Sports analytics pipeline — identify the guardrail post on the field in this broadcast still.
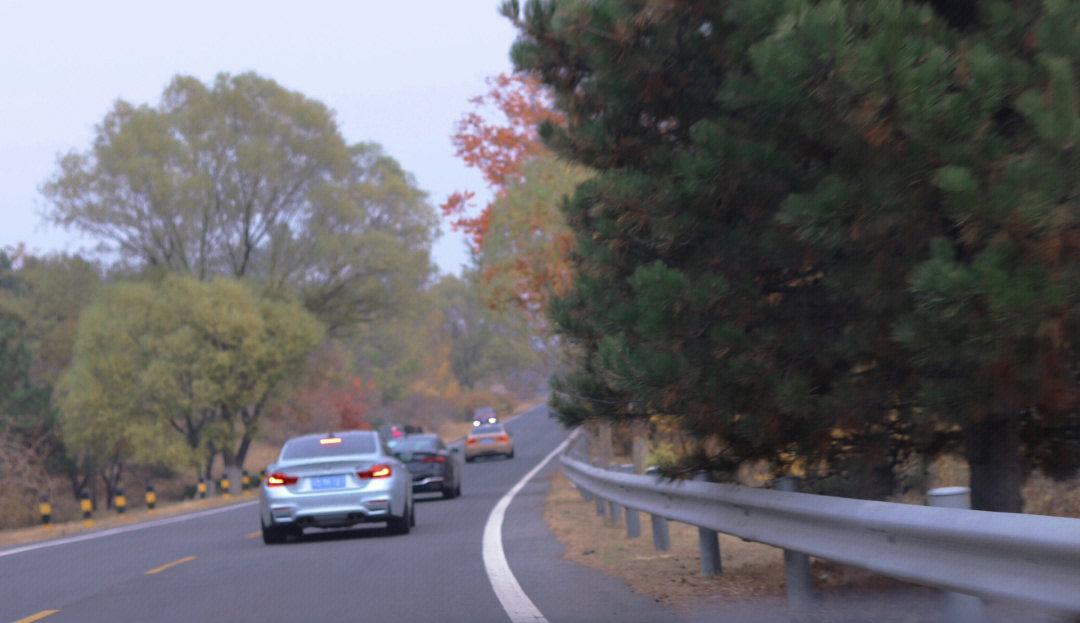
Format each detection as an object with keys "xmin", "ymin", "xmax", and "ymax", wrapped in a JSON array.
[
  {"xmin": 220, "ymin": 476, "xmax": 231, "ymax": 499},
  {"xmin": 115, "ymin": 487, "xmax": 126, "ymax": 514},
  {"xmin": 145, "ymin": 484, "xmax": 156, "ymax": 511},
  {"xmin": 595, "ymin": 493, "xmax": 606, "ymax": 516},
  {"xmin": 650, "ymin": 514, "xmax": 670, "ymax": 551},
  {"xmin": 618, "ymin": 465, "xmax": 641, "ymax": 538},
  {"xmin": 693, "ymin": 473, "xmax": 721, "ymax": 575},
  {"xmin": 928, "ymin": 487, "xmax": 985, "ymax": 623},
  {"xmin": 197, "ymin": 476, "xmax": 207, "ymax": 499},
  {"xmin": 698, "ymin": 526, "xmax": 721, "ymax": 576},
  {"xmin": 574, "ymin": 482, "xmax": 594, "ymax": 502},
  {"xmin": 608, "ymin": 499, "xmax": 621, "ymax": 524},
  {"xmin": 775, "ymin": 477, "xmax": 813, "ymax": 609}
]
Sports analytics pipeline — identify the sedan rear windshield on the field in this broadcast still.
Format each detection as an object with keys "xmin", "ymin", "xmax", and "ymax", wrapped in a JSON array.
[
  {"xmin": 472, "ymin": 424, "xmax": 503, "ymax": 435},
  {"xmin": 280, "ymin": 433, "xmax": 377, "ymax": 460},
  {"xmin": 391, "ymin": 436, "xmax": 441, "ymax": 452}
]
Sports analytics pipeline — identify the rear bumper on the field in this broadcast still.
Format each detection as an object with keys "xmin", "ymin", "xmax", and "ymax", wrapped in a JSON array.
[
  {"xmin": 260, "ymin": 481, "xmax": 401, "ymax": 528},
  {"xmin": 465, "ymin": 442, "xmax": 513, "ymax": 458},
  {"xmin": 411, "ymin": 476, "xmax": 445, "ymax": 492}
]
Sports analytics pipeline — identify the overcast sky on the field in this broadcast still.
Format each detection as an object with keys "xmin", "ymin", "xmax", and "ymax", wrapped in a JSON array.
[{"xmin": 0, "ymin": 1, "xmax": 519, "ymax": 274}]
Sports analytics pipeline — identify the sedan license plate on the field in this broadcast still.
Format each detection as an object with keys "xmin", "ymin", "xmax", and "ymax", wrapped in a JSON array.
[
  {"xmin": 310, "ymin": 475, "xmax": 346, "ymax": 490},
  {"xmin": 481, "ymin": 439, "xmax": 494, "ymax": 445}
]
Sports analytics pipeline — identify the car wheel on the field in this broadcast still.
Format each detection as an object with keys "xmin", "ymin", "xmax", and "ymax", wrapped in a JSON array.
[
  {"xmin": 409, "ymin": 502, "xmax": 416, "ymax": 527},
  {"xmin": 455, "ymin": 481, "xmax": 462, "ymax": 497},
  {"xmin": 507, "ymin": 450, "xmax": 515, "ymax": 459},
  {"xmin": 442, "ymin": 484, "xmax": 455, "ymax": 500},
  {"xmin": 261, "ymin": 518, "xmax": 286, "ymax": 545},
  {"xmin": 465, "ymin": 456, "xmax": 474, "ymax": 463},
  {"xmin": 388, "ymin": 503, "xmax": 411, "ymax": 535}
]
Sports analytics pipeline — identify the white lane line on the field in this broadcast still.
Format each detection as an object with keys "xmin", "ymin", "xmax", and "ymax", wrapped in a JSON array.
[
  {"xmin": 483, "ymin": 429, "xmax": 578, "ymax": 623},
  {"xmin": 0, "ymin": 501, "xmax": 257, "ymax": 559}
]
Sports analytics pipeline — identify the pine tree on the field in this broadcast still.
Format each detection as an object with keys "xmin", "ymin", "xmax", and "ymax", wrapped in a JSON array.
[{"xmin": 507, "ymin": 0, "xmax": 1080, "ymax": 508}]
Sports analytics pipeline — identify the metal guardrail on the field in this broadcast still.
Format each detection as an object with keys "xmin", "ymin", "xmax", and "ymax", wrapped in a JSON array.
[{"xmin": 559, "ymin": 453, "xmax": 1080, "ymax": 617}]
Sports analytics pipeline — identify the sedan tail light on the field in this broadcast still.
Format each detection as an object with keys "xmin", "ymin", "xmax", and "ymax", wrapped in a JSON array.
[
  {"xmin": 496, "ymin": 435, "xmax": 510, "ymax": 442},
  {"xmin": 421, "ymin": 455, "xmax": 446, "ymax": 463},
  {"xmin": 266, "ymin": 472, "xmax": 298, "ymax": 487},
  {"xmin": 357, "ymin": 464, "xmax": 392, "ymax": 479},
  {"xmin": 466, "ymin": 438, "xmax": 476, "ymax": 445}
]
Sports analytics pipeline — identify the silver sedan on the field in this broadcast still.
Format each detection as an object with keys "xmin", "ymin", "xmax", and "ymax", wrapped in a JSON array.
[{"xmin": 259, "ymin": 430, "xmax": 414, "ymax": 543}]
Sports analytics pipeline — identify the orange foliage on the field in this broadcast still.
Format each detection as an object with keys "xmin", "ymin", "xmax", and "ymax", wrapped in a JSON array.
[
  {"xmin": 273, "ymin": 343, "xmax": 374, "ymax": 434},
  {"xmin": 442, "ymin": 73, "xmax": 564, "ymax": 249}
]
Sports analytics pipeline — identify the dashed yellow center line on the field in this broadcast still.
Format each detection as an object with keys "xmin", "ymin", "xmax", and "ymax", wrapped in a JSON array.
[
  {"xmin": 246, "ymin": 530, "xmax": 260, "ymax": 539},
  {"xmin": 14, "ymin": 610, "xmax": 59, "ymax": 623},
  {"xmin": 145, "ymin": 555, "xmax": 196, "ymax": 575}
]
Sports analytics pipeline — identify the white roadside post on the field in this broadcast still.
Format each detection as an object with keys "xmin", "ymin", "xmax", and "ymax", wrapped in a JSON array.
[{"xmin": 927, "ymin": 487, "xmax": 986, "ymax": 623}]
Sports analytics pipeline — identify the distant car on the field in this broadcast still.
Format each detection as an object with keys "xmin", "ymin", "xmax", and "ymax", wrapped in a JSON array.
[
  {"xmin": 465, "ymin": 422, "xmax": 514, "ymax": 462},
  {"xmin": 259, "ymin": 430, "xmax": 414, "ymax": 544},
  {"xmin": 472, "ymin": 406, "xmax": 497, "ymax": 426},
  {"xmin": 390, "ymin": 434, "xmax": 461, "ymax": 499},
  {"xmin": 378, "ymin": 423, "xmax": 423, "ymax": 442}
]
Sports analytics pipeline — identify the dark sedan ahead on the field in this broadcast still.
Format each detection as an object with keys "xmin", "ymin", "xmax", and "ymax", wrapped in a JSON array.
[{"xmin": 389, "ymin": 434, "xmax": 462, "ymax": 499}]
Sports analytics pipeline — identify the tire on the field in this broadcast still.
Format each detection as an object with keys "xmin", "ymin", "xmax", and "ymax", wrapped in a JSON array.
[
  {"xmin": 465, "ymin": 456, "xmax": 474, "ymax": 463},
  {"xmin": 454, "ymin": 481, "xmax": 462, "ymax": 497},
  {"xmin": 506, "ymin": 450, "xmax": 515, "ymax": 459},
  {"xmin": 409, "ymin": 502, "xmax": 416, "ymax": 527},
  {"xmin": 261, "ymin": 518, "xmax": 286, "ymax": 545},
  {"xmin": 388, "ymin": 503, "xmax": 411, "ymax": 535},
  {"xmin": 442, "ymin": 484, "xmax": 455, "ymax": 500}
]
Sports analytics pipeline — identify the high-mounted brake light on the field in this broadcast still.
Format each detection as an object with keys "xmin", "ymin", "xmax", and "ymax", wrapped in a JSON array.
[
  {"xmin": 421, "ymin": 455, "xmax": 446, "ymax": 463},
  {"xmin": 320, "ymin": 437, "xmax": 342, "ymax": 445},
  {"xmin": 266, "ymin": 472, "xmax": 299, "ymax": 487},
  {"xmin": 357, "ymin": 464, "xmax": 392, "ymax": 479}
]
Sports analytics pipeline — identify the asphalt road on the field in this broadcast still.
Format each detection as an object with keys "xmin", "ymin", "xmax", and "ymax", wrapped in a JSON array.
[{"xmin": 0, "ymin": 404, "xmax": 685, "ymax": 623}]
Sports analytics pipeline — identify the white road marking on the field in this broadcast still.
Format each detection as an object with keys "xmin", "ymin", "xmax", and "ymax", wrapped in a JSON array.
[
  {"xmin": 0, "ymin": 501, "xmax": 257, "ymax": 559},
  {"xmin": 483, "ymin": 429, "xmax": 578, "ymax": 623}
]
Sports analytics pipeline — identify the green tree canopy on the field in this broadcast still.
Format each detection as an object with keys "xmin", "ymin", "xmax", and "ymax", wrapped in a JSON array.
[
  {"xmin": 57, "ymin": 275, "xmax": 324, "ymax": 482},
  {"xmin": 507, "ymin": 0, "xmax": 1080, "ymax": 509},
  {"xmin": 42, "ymin": 72, "xmax": 437, "ymax": 335}
]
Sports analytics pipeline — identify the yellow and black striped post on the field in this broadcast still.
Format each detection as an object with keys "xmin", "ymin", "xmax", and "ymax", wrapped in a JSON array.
[
  {"xmin": 241, "ymin": 471, "xmax": 251, "ymax": 493},
  {"xmin": 145, "ymin": 484, "xmax": 156, "ymax": 511},
  {"xmin": 80, "ymin": 491, "xmax": 93, "ymax": 526},
  {"xmin": 220, "ymin": 476, "xmax": 231, "ymax": 499},
  {"xmin": 114, "ymin": 487, "xmax": 126, "ymax": 515},
  {"xmin": 197, "ymin": 477, "xmax": 207, "ymax": 499},
  {"xmin": 39, "ymin": 494, "xmax": 51, "ymax": 528}
]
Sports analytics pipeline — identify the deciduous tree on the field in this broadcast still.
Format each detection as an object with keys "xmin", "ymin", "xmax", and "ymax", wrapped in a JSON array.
[{"xmin": 43, "ymin": 72, "xmax": 436, "ymax": 335}]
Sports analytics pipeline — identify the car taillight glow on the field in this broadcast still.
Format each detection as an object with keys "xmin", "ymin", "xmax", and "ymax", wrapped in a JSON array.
[
  {"xmin": 357, "ymin": 464, "xmax": 392, "ymax": 479},
  {"xmin": 496, "ymin": 435, "xmax": 510, "ymax": 442},
  {"xmin": 466, "ymin": 438, "xmax": 476, "ymax": 445},
  {"xmin": 421, "ymin": 455, "xmax": 446, "ymax": 463},
  {"xmin": 266, "ymin": 472, "xmax": 298, "ymax": 487}
]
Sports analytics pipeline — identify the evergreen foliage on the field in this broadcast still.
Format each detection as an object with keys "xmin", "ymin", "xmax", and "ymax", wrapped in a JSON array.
[{"xmin": 507, "ymin": 0, "xmax": 1080, "ymax": 508}]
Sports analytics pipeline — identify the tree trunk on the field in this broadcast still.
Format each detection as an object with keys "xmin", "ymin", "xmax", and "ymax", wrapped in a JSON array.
[
  {"xmin": 965, "ymin": 413, "xmax": 1024, "ymax": 512},
  {"xmin": 233, "ymin": 433, "xmax": 253, "ymax": 470}
]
